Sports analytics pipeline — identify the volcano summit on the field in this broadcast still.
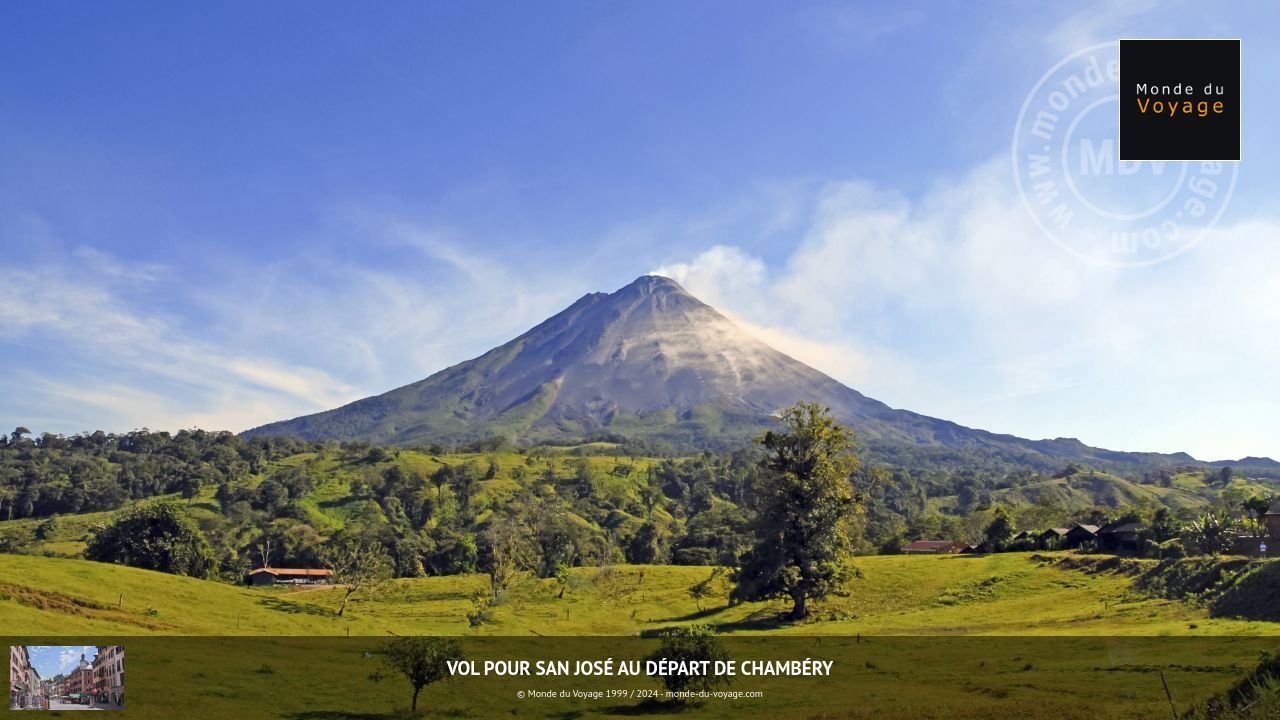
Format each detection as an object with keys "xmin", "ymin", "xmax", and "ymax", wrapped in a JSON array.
[{"xmin": 243, "ymin": 275, "xmax": 1207, "ymax": 469}]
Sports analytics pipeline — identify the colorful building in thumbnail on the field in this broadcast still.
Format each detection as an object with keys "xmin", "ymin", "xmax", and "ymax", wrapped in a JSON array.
[{"xmin": 93, "ymin": 646, "xmax": 124, "ymax": 706}]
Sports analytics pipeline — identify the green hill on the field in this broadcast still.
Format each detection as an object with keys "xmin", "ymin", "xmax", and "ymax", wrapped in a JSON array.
[
  {"xmin": 1, "ymin": 448, "xmax": 662, "ymax": 559},
  {"xmin": 6, "ymin": 448, "xmax": 1274, "ymax": 579},
  {"xmin": 992, "ymin": 469, "xmax": 1206, "ymax": 510},
  {"xmin": 927, "ymin": 468, "xmax": 1274, "ymax": 517}
]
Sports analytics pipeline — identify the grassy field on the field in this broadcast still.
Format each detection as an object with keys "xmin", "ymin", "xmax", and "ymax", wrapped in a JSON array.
[
  {"xmin": 4, "ymin": 552, "xmax": 1280, "ymax": 638},
  {"xmin": 5, "ymin": 553, "xmax": 1280, "ymax": 719}
]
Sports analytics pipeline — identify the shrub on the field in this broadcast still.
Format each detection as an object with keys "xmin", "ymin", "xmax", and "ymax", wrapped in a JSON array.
[
  {"xmin": 645, "ymin": 624, "xmax": 732, "ymax": 698},
  {"xmin": 84, "ymin": 501, "xmax": 215, "ymax": 578},
  {"xmin": 1159, "ymin": 538, "xmax": 1187, "ymax": 559}
]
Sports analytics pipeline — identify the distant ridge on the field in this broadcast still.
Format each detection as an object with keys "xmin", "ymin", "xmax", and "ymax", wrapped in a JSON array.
[
  {"xmin": 1215, "ymin": 456, "xmax": 1280, "ymax": 469},
  {"xmin": 244, "ymin": 275, "xmax": 1271, "ymax": 472}
]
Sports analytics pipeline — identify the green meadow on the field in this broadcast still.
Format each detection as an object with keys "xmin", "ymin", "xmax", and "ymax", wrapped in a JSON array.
[
  {"xmin": 3, "ymin": 551, "xmax": 1279, "ymax": 637},
  {"xmin": 5, "ymin": 552, "xmax": 1280, "ymax": 717}
]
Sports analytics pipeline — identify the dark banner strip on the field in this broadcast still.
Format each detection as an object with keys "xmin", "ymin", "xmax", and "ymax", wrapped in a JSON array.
[{"xmin": 5, "ymin": 636, "xmax": 1277, "ymax": 719}]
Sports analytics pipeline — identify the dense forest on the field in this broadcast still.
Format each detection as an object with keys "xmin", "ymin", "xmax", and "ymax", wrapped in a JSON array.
[
  {"xmin": 0, "ymin": 427, "xmax": 313, "ymax": 519},
  {"xmin": 0, "ymin": 426, "xmax": 1275, "ymax": 586}
]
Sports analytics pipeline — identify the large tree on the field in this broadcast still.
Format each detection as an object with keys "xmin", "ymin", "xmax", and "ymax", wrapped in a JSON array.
[
  {"xmin": 85, "ymin": 500, "xmax": 215, "ymax": 577},
  {"xmin": 1184, "ymin": 509, "xmax": 1236, "ymax": 556},
  {"xmin": 731, "ymin": 402, "xmax": 860, "ymax": 620}
]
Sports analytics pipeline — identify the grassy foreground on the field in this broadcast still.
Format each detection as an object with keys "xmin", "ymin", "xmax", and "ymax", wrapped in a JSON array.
[
  {"xmin": 5, "ymin": 552, "xmax": 1280, "ymax": 718},
  {"xmin": 0, "ymin": 635, "xmax": 1268, "ymax": 720}
]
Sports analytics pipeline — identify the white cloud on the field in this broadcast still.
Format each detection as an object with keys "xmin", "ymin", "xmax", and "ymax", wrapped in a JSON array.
[
  {"xmin": 653, "ymin": 157, "xmax": 1280, "ymax": 461},
  {"xmin": 654, "ymin": 245, "xmax": 877, "ymax": 383},
  {"xmin": 653, "ymin": 245, "xmax": 768, "ymax": 301},
  {"xmin": 55, "ymin": 647, "xmax": 90, "ymax": 674}
]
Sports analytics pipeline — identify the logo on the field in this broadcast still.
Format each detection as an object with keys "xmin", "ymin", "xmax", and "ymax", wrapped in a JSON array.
[
  {"xmin": 1013, "ymin": 42, "xmax": 1237, "ymax": 267},
  {"xmin": 1119, "ymin": 39, "xmax": 1240, "ymax": 161}
]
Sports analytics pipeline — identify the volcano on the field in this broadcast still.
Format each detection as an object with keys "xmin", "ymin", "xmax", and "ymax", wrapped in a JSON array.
[{"xmin": 243, "ymin": 275, "xmax": 1206, "ymax": 469}]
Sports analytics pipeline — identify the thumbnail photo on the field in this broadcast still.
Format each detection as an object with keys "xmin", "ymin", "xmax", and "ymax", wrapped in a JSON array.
[{"xmin": 8, "ymin": 646, "xmax": 123, "ymax": 711}]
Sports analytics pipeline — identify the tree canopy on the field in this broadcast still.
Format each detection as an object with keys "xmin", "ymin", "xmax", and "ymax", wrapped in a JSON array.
[
  {"xmin": 85, "ymin": 500, "xmax": 215, "ymax": 577},
  {"xmin": 731, "ymin": 402, "xmax": 861, "ymax": 619}
]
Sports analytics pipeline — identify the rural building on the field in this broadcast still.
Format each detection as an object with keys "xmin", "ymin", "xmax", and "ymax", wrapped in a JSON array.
[
  {"xmin": 1268, "ymin": 500, "xmax": 1280, "ymax": 540},
  {"xmin": 247, "ymin": 567, "xmax": 334, "ymax": 586},
  {"xmin": 93, "ymin": 645, "xmax": 124, "ymax": 706},
  {"xmin": 1038, "ymin": 527, "xmax": 1069, "ymax": 548},
  {"xmin": 901, "ymin": 540, "xmax": 970, "ymax": 554},
  {"xmin": 1098, "ymin": 523, "xmax": 1147, "ymax": 552},
  {"xmin": 1063, "ymin": 524, "xmax": 1101, "ymax": 549}
]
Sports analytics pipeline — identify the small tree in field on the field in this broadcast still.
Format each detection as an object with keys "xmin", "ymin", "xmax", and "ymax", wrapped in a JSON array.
[
  {"xmin": 688, "ymin": 567, "xmax": 725, "ymax": 612},
  {"xmin": 731, "ymin": 402, "xmax": 860, "ymax": 620},
  {"xmin": 380, "ymin": 636, "xmax": 464, "ymax": 712},
  {"xmin": 326, "ymin": 537, "xmax": 393, "ymax": 617},
  {"xmin": 480, "ymin": 513, "xmax": 539, "ymax": 600}
]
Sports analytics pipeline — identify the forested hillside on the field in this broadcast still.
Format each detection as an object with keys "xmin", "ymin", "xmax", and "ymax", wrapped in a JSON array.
[{"xmin": 2, "ymin": 426, "xmax": 1276, "ymax": 586}]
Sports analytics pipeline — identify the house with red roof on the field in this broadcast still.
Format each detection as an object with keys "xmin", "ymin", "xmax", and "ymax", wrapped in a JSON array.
[
  {"xmin": 901, "ymin": 540, "xmax": 971, "ymax": 554},
  {"xmin": 246, "ymin": 567, "xmax": 334, "ymax": 586}
]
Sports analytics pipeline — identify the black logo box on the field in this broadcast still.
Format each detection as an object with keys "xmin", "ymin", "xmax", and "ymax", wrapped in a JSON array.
[{"xmin": 1119, "ymin": 39, "xmax": 1240, "ymax": 161}]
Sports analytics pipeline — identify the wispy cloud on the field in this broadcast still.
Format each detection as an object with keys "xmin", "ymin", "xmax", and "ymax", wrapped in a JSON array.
[
  {"xmin": 0, "ymin": 250, "xmax": 362, "ymax": 432},
  {"xmin": 800, "ymin": 4, "xmax": 926, "ymax": 49},
  {"xmin": 0, "ymin": 213, "xmax": 580, "ymax": 436}
]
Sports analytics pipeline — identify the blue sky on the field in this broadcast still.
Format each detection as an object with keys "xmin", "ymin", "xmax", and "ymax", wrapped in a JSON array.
[
  {"xmin": 2, "ymin": 1, "xmax": 1278, "ymax": 460},
  {"xmin": 25, "ymin": 646, "xmax": 97, "ymax": 679}
]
